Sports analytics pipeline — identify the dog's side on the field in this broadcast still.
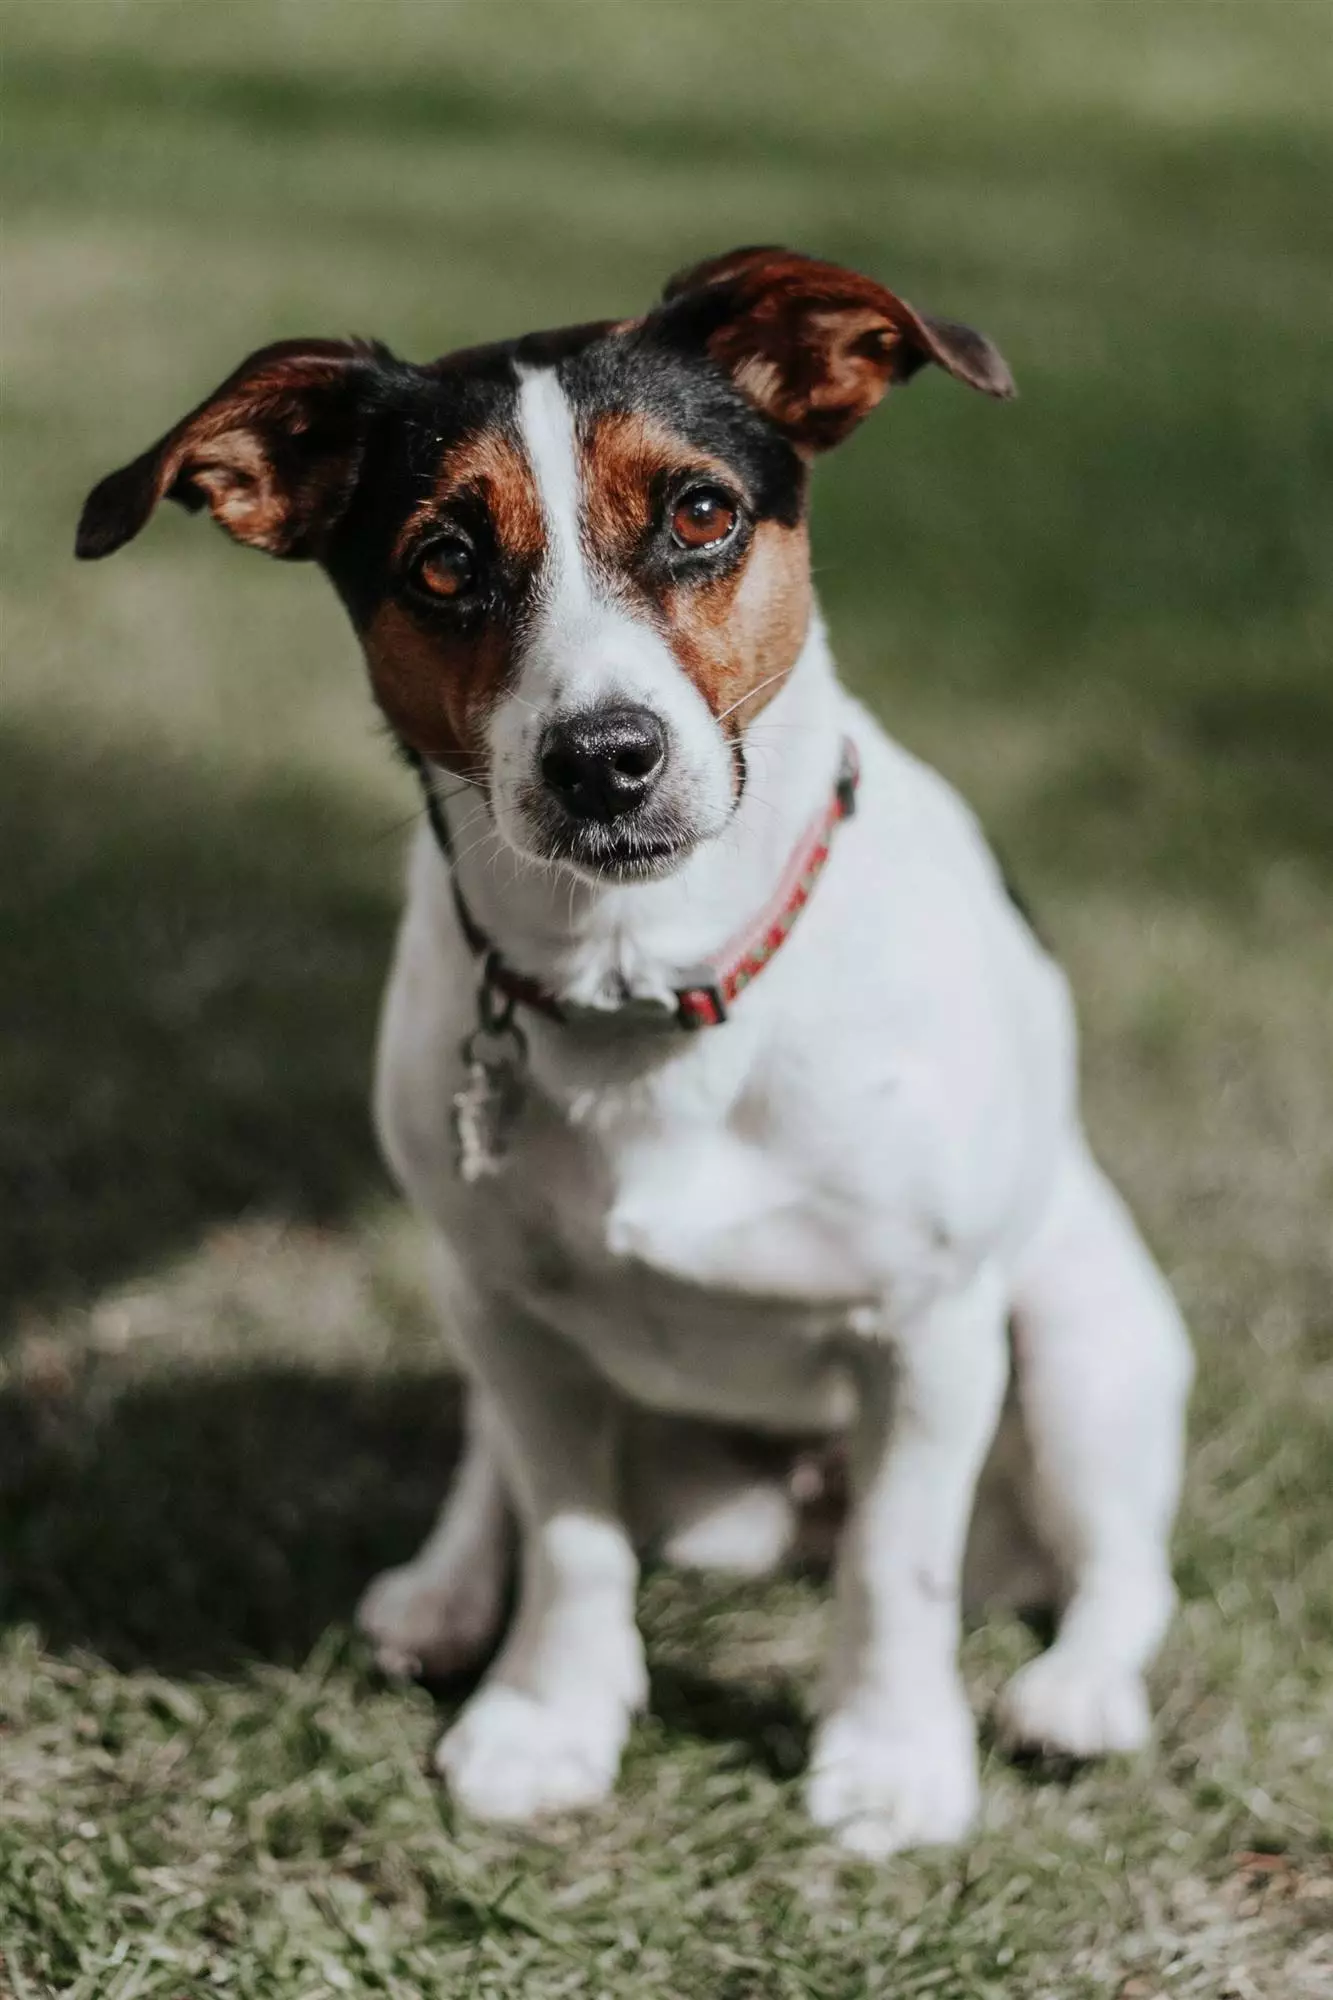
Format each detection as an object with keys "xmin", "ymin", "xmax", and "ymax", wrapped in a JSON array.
[{"xmin": 78, "ymin": 248, "xmax": 1193, "ymax": 1857}]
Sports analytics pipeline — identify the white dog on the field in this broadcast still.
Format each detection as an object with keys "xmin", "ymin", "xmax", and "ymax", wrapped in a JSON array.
[{"xmin": 78, "ymin": 247, "xmax": 1193, "ymax": 1855}]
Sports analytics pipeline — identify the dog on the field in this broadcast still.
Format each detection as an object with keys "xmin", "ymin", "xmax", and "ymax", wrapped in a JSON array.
[{"xmin": 77, "ymin": 247, "xmax": 1193, "ymax": 1856}]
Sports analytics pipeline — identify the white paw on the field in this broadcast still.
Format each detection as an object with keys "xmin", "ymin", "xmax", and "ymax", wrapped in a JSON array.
[
  {"xmin": 661, "ymin": 1482, "xmax": 796, "ymax": 1577},
  {"xmin": 996, "ymin": 1651, "xmax": 1152, "ymax": 1759},
  {"xmin": 806, "ymin": 1700, "xmax": 979, "ymax": 1857},
  {"xmin": 356, "ymin": 1559, "xmax": 505, "ymax": 1679},
  {"xmin": 436, "ymin": 1683, "xmax": 634, "ymax": 1823}
]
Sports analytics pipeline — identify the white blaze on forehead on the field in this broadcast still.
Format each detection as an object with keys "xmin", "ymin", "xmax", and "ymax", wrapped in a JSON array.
[
  {"xmin": 514, "ymin": 364, "xmax": 594, "ymax": 612},
  {"xmin": 486, "ymin": 360, "xmax": 736, "ymax": 873}
]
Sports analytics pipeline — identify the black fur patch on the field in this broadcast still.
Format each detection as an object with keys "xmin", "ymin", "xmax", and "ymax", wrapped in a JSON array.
[
  {"xmin": 556, "ymin": 327, "xmax": 807, "ymax": 529},
  {"xmin": 322, "ymin": 318, "xmax": 809, "ymax": 633},
  {"xmin": 323, "ymin": 359, "xmax": 525, "ymax": 629}
]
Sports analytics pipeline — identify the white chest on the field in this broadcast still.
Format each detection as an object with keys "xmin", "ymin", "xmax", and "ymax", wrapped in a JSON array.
[{"xmin": 455, "ymin": 1036, "xmax": 978, "ymax": 1426}]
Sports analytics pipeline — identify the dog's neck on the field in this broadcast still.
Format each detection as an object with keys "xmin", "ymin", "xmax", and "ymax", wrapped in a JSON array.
[{"xmin": 438, "ymin": 612, "xmax": 845, "ymax": 1012}]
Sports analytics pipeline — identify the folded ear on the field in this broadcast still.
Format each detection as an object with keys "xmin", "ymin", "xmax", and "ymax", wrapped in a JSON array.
[
  {"xmin": 657, "ymin": 246, "xmax": 1014, "ymax": 451},
  {"xmin": 75, "ymin": 338, "xmax": 391, "ymax": 561}
]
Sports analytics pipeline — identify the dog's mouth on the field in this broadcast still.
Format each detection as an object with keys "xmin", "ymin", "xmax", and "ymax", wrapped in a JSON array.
[
  {"xmin": 545, "ymin": 819, "xmax": 696, "ymax": 884},
  {"xmin": 504, "ymin": 770, "xmax": 706, "ymax": 883}
]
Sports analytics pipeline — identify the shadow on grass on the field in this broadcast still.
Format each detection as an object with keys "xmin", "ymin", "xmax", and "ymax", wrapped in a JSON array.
[
  {"xmin": 0, "ymin": 1360, "xmax": 463, "ymax": 1674},
  {"xmin": 0, "ymin": 720, "xmax": 399, "ymax": 1330},
  {"xmin": 0, "ymin": 718, "xmax": 459, "ymax": 1670},
  {"xmin": 2, "ymin": 1340, "xmax": 824, "ymax": 1770},
  {"xmin": 648, "ymin": 1662, "xmax": 810, "ymax": 1781}
]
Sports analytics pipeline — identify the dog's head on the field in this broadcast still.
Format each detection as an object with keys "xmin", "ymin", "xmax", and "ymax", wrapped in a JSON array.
[{"xmin": 77, "ymin": 248, "xmax": 1012, "ymax": 882}]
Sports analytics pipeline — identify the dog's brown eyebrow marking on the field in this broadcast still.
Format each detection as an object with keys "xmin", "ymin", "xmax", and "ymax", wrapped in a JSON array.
[
  {"xmin": 578, "ymin": 410, "xmax": 745, "ymax": 567},
  {"xmin": 394, "ymin": 425, "xmax": 545, "ymax": 567}
]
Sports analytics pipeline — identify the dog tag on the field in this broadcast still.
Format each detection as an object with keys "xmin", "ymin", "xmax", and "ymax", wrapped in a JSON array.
[
  {"xmin": 452, "ymin": 1033, "xmax": 527, "ymax": 1182},
  {"xmin": 451, "ymin": 966, "xmax": 529, "ymax": 1184}
]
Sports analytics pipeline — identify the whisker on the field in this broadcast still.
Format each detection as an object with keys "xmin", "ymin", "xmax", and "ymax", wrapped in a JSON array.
[
  {"xmin": 367, "ymin": 803, "xmax": 429, "ymax": 847},
  {"xmin": 443, "ymin": 797, "xmax": 493, "ymax": 842},
  {"xmin": 450, "ymin": 824, "xmax": 506, "ymax": 872},
  {"xmin": 715, "ymin": 667, "xmax": 795, "ymax": 723}
]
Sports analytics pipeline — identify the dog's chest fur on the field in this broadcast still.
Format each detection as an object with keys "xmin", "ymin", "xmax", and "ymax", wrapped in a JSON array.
[{"xmin": 478, "ymin": 1044, "xmax": 906, "ymax": 1426}]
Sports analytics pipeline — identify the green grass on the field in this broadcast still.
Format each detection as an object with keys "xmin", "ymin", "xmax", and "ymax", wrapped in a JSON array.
[{"xmin": 2, "ymin": 4, "xmax": 1331, "ymax": 1994}]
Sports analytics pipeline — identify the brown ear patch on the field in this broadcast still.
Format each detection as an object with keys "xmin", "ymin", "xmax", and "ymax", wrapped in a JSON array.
[
  {"xmin": 659, "ymin": 246, "xmax": 1014, "ymax": 451},
  {"xmin": 75, "ymin": 339, "xmax": 380, "ymax": 562}
]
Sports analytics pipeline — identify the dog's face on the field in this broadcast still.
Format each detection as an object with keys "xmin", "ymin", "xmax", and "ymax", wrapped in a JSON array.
[{"xmin": 77, "ymin": 248, "xmax": 1012, "ymax": 882}]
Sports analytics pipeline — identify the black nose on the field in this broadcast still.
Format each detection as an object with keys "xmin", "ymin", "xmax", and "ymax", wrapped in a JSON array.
[{"xmin": 539, "ymin": 706, "xmax": 667, "ymax": 823}]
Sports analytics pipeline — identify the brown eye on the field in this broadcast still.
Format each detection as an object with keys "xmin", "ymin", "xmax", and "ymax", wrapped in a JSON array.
[
  {"xmin": 411, "ymin": 536, "xmax": 475, "ymax": 601},
  {"xmin": 670, "ymin": 488, "xmax": 738, "ymax": 551}
]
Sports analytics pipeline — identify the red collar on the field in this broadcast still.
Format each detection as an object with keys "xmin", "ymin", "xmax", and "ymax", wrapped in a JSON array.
[{"xmin": 422, "ymin": 736, "xmax": 859, "ymax": 1032}]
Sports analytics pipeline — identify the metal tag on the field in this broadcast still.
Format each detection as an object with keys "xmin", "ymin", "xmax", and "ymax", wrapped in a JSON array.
[
  {"xmin": 451, "ymin": 959, "xmax": 529, "ymax": 1183},
  {"xmin": 452, "ymin": 1039, "xmax": 526, "ymax": 1182}
]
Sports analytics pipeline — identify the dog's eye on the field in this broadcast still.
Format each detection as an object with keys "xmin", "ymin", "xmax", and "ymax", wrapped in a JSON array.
[
  {"xmin": 670, "ymin": 488, "xmax": 738, "ymax": 551},
  {"xmin": 410, "ymin": 537, "xmax": 475, "ymax": 602}
]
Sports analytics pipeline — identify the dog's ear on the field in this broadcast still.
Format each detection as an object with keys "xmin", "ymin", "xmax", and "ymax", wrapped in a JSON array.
[
  {"xmin": 657, "ymin": 246, "xmax": 1014, "ymax": 451},
  {"xmin": 75, "ymin": 338, "xmax": 391, "ymax": 561}
]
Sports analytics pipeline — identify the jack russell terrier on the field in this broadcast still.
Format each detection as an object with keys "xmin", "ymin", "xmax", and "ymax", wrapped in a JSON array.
[{"xmin": 78, "ymin": 247, "xmax": 1192, "ymax": 1856}]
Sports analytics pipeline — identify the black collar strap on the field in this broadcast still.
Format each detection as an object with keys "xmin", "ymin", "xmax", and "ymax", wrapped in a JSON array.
[{"xmin": 405, "ymin": 737, "xmax": 859, "ymax": 1031}]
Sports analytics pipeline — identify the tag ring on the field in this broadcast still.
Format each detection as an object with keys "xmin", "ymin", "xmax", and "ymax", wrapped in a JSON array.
[
  {"xmin": 460, "ymin": 1019, "xmax": 528, "ymax": 1072},
  {"xmin": 477, "ymin": 952, "xmax": 518, "ymax": 1037},
  {"xmin": 464, "ymin": 952, "xmax": 528, "ymax": 1072}
]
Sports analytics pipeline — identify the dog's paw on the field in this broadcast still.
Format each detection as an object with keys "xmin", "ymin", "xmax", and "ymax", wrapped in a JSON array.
[
  {"xmin": 435, "ymin": 1683, "xmax": 633, "ymax": 1823},
  {"xmin": 356, "ymin": 1560, "xmax": 504, "ymax": 1680},
  {"xmin": 996, "ymin": 1651, "xmax": 1151, "ymax": 1759},
  {"xmin": 806, "ymin": 1700, "xmax": 979, "ymax": 1857}
]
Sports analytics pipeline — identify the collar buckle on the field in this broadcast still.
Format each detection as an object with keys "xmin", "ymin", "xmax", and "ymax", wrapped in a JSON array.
[
  {"xmin": 675, "ymin": 972, "xmax": 729, "ymax": 1030},
  {"xmin": 835, "ymin": 739, "xmax": 860, "ymax": 820}
]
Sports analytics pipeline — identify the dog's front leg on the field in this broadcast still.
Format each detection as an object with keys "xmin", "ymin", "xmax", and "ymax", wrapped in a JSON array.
[
  {"xmin": 434, "ymin": 1302, "xmax": 645, "ymax": 1824},
  {"xmin": 808, "ymin": 1267, "xmax": 1009, "ymax": 1856},
  {"xmin": 357, "ymin": 1387, "xmax": 512, "ymax": 1679}
]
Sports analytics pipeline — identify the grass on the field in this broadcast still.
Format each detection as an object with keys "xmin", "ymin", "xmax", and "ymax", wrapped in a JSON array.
[{"xmin": 1, "ymin": 4, "xmax": 1331, "ymax": 1994}]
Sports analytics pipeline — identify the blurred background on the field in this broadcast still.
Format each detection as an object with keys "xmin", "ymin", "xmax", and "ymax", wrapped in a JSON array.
[{"xmin": 2, "ymin": 7, "xmax": 1330, "ymax": 1996}]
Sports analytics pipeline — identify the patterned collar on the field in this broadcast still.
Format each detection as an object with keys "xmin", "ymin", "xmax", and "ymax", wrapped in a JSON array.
[{"xmin": 412, "ymin": 736, "xmax": 859, "ymax": 1032}]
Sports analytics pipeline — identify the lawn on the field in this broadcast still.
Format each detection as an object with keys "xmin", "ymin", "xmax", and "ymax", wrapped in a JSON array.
[{"xmin": 2, "ymin": 5, "xmax": 1331, "ymax": 1995}]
